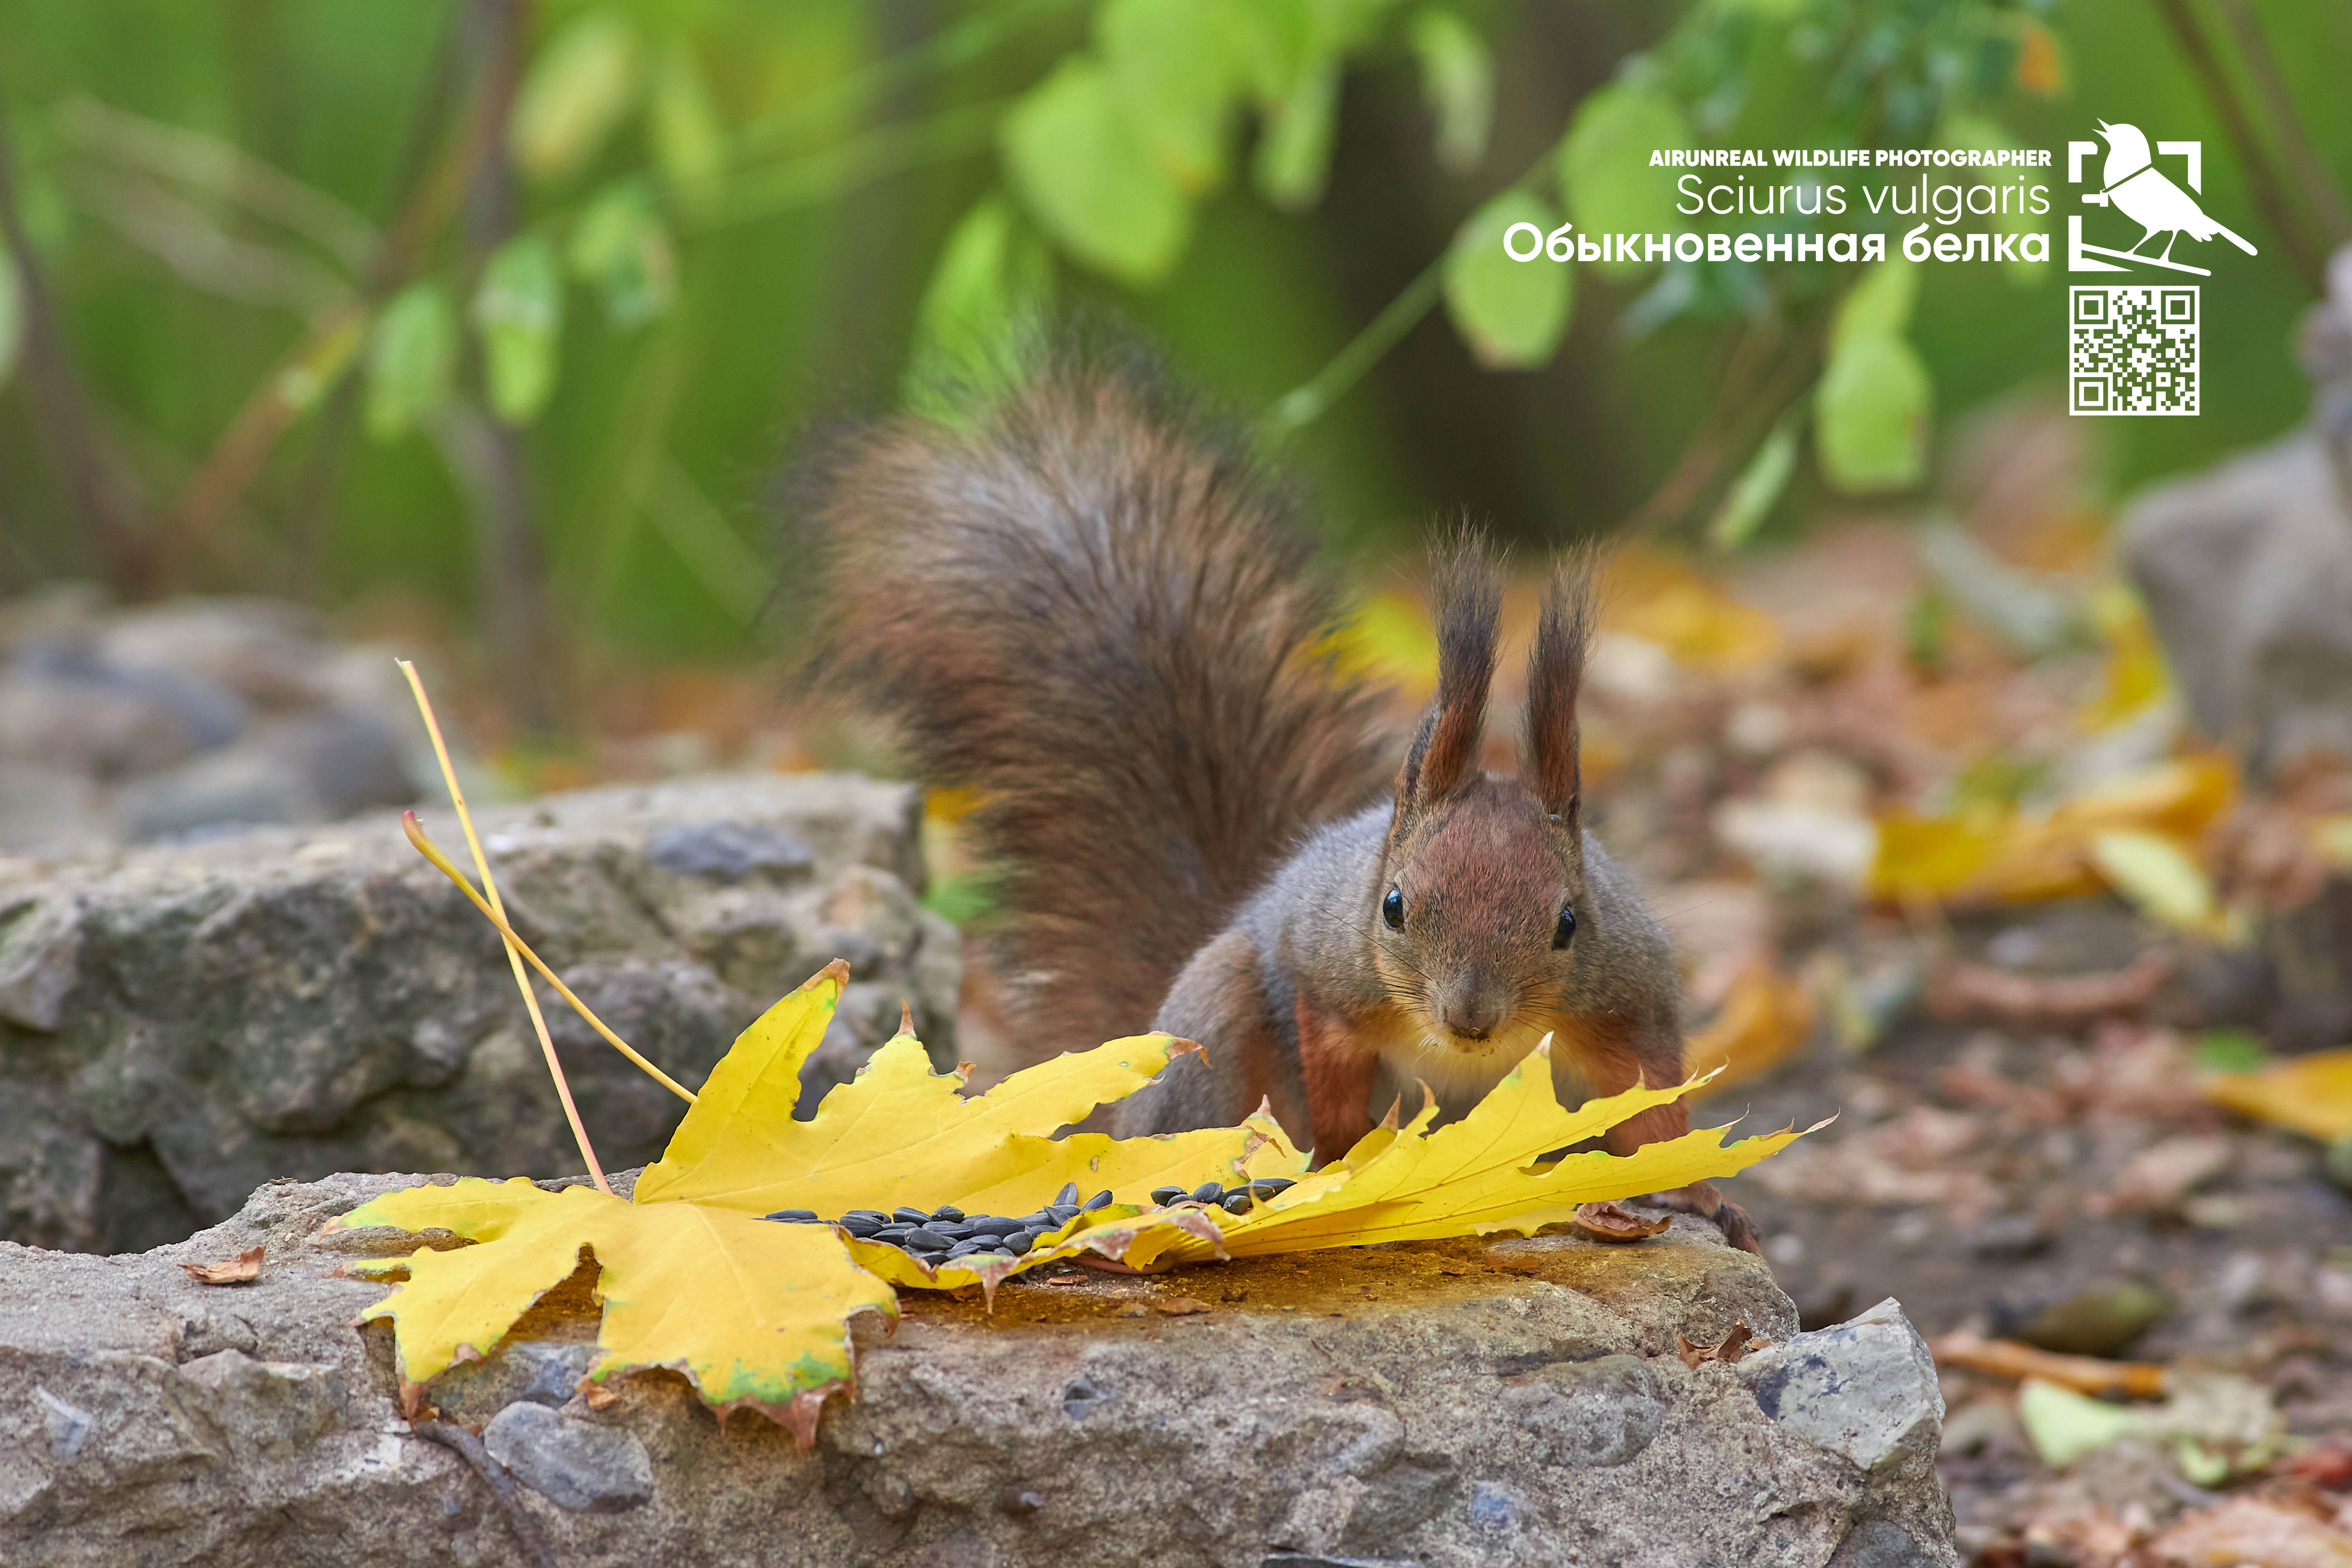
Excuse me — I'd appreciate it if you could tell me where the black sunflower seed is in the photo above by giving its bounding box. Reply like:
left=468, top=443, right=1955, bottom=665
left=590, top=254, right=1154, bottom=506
left=1083, top=1190, right=1114, bottom=1211
left=764, top=1208, right=820, bottom=1221
left=1249, top=1179, right=1296, bottom=1198
left=931, top=1205, right=965, bottom=1223
left=904, top=1228, right=954, bottom=1251
left=1219, top=1190, right=1253, bottom=1215
left=893, top=1206, right=931, bottom=1224
left=1003, top=1232, right=1035, bottom=1255
left=1046, top=1205, right=1080, bottom=1225
left=1054, top=1182, right=1081, bottom=1207
left=1191, top=1181, right=1224, bottom=1204
left=842, top=1209, right=890, bottom=1224
left=967, top=1215, right=1023, bottom=1237
left=1148, top=1186, right=1186, bottom=1206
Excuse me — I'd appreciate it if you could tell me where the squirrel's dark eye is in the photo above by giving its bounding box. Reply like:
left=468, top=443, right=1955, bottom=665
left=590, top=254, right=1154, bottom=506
left=1552, top=905, right=1577, bottom=950
left=1382, top=887, right=1405, bottom=930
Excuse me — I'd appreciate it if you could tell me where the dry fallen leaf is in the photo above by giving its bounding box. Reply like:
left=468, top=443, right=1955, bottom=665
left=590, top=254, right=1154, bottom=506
left=1152, top=1296, right=1213, bottom=1316
left=1870, top=755, right=2236, bottom=906
left=1570, top=1201, right=1672, bottom=1243
left=2203, top=1048, right=2352, bottom=1141
left=1686, top=963, right=1817, bottom=1093
left=180, top=1244, right=264, bottom=1286
left=1677, top=1319, right=1761, bottom=1368
left=2142, top=1495, right=2352, bottom=1568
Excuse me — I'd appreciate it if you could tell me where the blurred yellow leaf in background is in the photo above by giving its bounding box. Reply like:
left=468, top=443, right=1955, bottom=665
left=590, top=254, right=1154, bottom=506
left=1869, top=755, right=2236, bottom=907
left=1687, top=963, right=1818, bottom=1092
left=2203, top=1050, right=2352, bottom=1141
left=1600, top=548, right=1782, bottom=670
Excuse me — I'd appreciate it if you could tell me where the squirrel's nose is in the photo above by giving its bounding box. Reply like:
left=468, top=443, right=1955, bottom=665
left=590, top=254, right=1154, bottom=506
left=1440, top=995, right=1502, bottom=1041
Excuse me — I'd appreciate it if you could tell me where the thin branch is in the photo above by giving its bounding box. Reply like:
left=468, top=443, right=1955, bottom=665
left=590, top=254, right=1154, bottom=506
left=1261, top=261, right=1445, bottom=439
left=1616, top=317, right=1821, bottom=544
left=690, top=99, right=1005, bottom=234
left=411, top=1422, right=560, bottom=1568
left=156, top=0, right=525, bottom=577
left=1259, top=133, right=1574, bottom=438
left=2149, top=0, right=2327, bottom=294
left=400, top=661, right=614, bottom=1195
left=0, top=82, right=156, bottom=596
left=730, top=0, right=1076, bottom=162
left=400, top=808, right=699, bottom=1106
left=57, top=95, right=377, bottom=268
left=2213, top=0, right=2350, bottom=248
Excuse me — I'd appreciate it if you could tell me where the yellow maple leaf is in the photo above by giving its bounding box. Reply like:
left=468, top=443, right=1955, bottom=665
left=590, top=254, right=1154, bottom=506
left=341, top=961, right=1813, bottom=1440
left=2203, top=1049, right=2352, bottom=1142
left=345, top=1176, right=895, bottom=1440
left=974, top=1042, right=1815, bottom=1274
left=1869, top=755, right=2236, bottom=906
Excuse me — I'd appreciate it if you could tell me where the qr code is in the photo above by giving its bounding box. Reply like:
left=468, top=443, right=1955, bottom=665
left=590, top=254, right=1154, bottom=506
left=2070, top=287, right=2198, bottom=416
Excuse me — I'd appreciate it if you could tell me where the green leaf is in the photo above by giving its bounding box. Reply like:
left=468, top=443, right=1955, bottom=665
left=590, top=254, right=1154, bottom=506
left=1253, top=57, right=1339, bottom=210
left=650, top=45, right=727, bottom=213
left=1558, top=76, right=1691, bottom=277
left=363, top=282, right=456, bottom=443
left=510, top=10, right=642, bottom=184
left=1000, top=58, right=1192, bottom=287
left=1442, top=191, right=1571, bottom=369
left=473, top=234, right=563, bottom=425
left=2017, top=1379, right=2142, bottom=1468
left=905, top=195, right=1053, bottom=410
left=569, top=180, right=676, bottom=328
left=1708, top=411, right=1800, bottom=549
left=1814, top=331, right=1928, bottom=493
left=1409, top=10, right=1492, bottom=175
left=0, top=251, right=21, bottom=387
left=1828, top=257, right=1919, bottom=354
left=1098, top=0, right=1240, bottom=192
left=2089, top=829, right=2217, bottom=932
left=2193, top=1028, right=2268, bottom=1076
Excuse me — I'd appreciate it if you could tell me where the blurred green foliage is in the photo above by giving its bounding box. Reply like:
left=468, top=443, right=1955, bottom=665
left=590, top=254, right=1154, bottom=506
left=0, top=0, right=2343, bottom=692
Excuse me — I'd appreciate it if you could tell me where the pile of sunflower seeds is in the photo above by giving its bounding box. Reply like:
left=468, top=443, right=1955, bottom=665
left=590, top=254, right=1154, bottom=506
left=761, top=1177, right=1297, bottom=1264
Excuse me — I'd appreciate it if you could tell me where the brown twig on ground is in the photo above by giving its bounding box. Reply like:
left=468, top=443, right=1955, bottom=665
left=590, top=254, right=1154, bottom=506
left=2147, top=0, right=2327, bottom=295
left=411, top=1420, right=560, bottom=1568
left=1929, top=1329, right=2168, bottom=1400
left=1926, top=951, right=2175, bottom=1029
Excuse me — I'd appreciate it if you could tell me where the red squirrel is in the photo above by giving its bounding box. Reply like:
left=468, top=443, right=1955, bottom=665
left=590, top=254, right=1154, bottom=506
left=800, top=345, right=1758, bottom=1253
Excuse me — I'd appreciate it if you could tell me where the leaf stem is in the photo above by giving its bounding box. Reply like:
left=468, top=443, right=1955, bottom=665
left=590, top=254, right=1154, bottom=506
left=397, top=660, right=613, bottom=1194
left=1258, top=260, right=1444, bottom=439
left=400, top=808, right=698, bottom=1106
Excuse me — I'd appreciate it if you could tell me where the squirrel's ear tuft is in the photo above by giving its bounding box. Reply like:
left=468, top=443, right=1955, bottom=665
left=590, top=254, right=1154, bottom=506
left=1525, top=550, right=1596, bottom=827
left=1401, top=529, right=1503, bottom=810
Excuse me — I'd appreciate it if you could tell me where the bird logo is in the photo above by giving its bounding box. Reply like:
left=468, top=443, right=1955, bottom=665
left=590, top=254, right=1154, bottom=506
left=2070, top=121, right=2256, bottom=275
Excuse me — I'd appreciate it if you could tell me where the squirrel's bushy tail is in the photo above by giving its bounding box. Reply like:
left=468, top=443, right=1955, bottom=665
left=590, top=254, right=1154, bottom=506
left=794, top=344, right=1390, bottom=1058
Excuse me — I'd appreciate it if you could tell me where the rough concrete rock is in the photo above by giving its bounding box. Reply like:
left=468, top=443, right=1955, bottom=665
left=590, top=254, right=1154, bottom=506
left=0, top=774, right=955, bottom=1252
left=0, top=1170, right=1960, bottom=1568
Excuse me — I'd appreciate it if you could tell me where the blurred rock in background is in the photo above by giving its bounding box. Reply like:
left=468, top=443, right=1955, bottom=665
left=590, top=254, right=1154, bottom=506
left=0, top=772, right=958, bottom=1253
left=0, top=590, right=426, bottom=853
